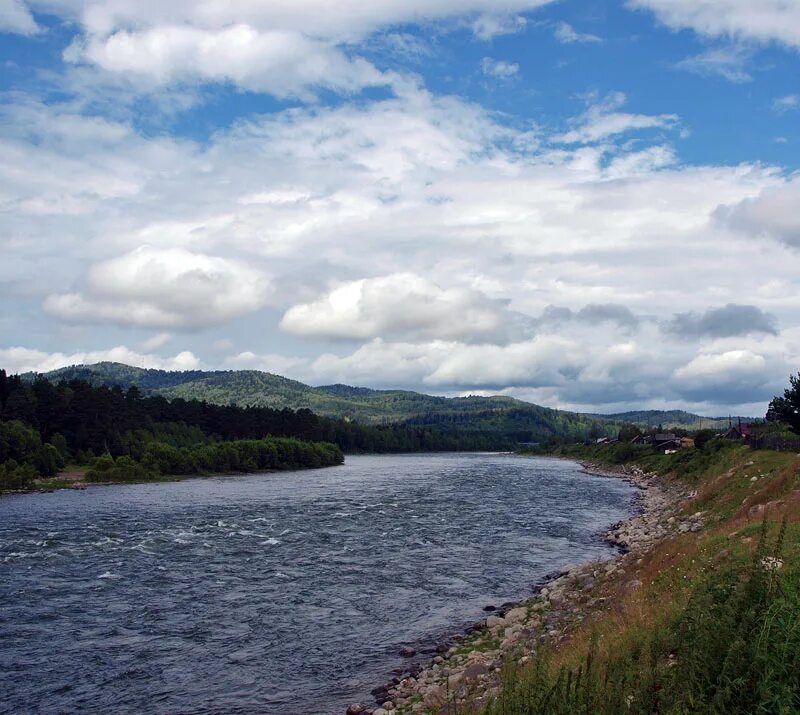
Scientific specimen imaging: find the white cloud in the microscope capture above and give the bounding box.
[471,13,529,39]
[715,181,800,248]
[44,246,272,329]
[553,22,602,44]
[281,273,526,342]
[674,349,765,380]
[0,345,200,374]
[674,46,752,83]
[0,0,38,35]
[554,92,679,144]
[629,0,800,48]
[480,57,520,79]
[299,320,793,412]
[36,0,558,97]
[3,85,799,412]
[222,351,308,376]
[672,349,772,403]
[66,25,392,99]
[773,94,800,114]
[140,332,172,351]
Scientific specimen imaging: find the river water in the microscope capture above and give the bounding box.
[0,453,636,715]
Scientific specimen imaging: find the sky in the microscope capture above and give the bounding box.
[1,0,799,417]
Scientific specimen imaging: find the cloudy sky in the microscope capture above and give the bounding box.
[1,0,799,416]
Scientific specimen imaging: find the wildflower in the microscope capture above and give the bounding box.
[760,556,783,572]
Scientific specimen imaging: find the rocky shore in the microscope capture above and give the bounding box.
[345,461,695,715]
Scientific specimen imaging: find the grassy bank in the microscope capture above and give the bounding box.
[481,444,800,714]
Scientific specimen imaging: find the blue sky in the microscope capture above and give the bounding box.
[1,0,799,416]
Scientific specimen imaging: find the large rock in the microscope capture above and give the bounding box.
[503,607,527,624]
[423,684,447,708]
[346,705,365,715]
[464,662,489,679]
[399,646,416,658]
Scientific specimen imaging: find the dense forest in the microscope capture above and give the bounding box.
[0,369,512,491]
[38,362,612,439]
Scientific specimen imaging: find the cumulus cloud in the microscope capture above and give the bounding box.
[672,349,771,403]
[222,350,308,376]
[66,25,392,99]
[3,81,798,413]
[715,181,800,248]
[629,0,800,48]
[674,46,753,83]
[541,304,641,330]
[666,304,778,339]
[554,92,679,144]
[281,273,528,342]
[480,57,520,79]
[44,246,272,329]
[553,22,602,44]
[0,345,200,374]
[44,0,558,97]
[0,0,38,34]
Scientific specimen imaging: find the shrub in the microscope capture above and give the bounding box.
[0,459,38,490]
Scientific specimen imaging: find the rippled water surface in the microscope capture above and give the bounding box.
[0,453,636,714]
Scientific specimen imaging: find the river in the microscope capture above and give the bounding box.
[0,453,636,714]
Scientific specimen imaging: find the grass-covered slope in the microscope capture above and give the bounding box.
[483,444,800,715]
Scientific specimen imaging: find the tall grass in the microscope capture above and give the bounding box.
[481,517,799,715]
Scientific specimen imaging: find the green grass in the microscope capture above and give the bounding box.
[481,518,800,715]
[470,445,800,715]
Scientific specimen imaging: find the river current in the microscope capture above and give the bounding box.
[0,453,636,714]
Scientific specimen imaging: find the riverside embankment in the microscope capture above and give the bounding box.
[352,443,800,714]
[351,461,688,715]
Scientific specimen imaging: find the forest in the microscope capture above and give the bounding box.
[39,361,611,437]
[0,369,512,490]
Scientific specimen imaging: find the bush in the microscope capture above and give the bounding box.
[0,459,38,490]
[36,443,63,477]
[694,429,718,450]
[85,454,153,482]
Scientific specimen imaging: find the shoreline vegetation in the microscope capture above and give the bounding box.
[0,368,507,495]
[349,443,800,715]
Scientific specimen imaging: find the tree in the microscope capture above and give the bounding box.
[694,429,718,450]
[618,423,642,442]
[0,368,10,411]
[767,373,800,435]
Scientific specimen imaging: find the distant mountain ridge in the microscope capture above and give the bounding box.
[591,410,754,430]
[28,362,755,440]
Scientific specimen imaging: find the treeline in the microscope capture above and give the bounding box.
[1,371,510,454]
[85,437,343,483]
[404,407,609,443]
[0,369,509,490]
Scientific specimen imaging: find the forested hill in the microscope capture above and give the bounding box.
[590,409,755,430]
[40,362,530,420]
[37,362,609,443]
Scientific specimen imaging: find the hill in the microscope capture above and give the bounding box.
[36,363,608,443]
[592,409,754,430]
[33,362,758,442]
